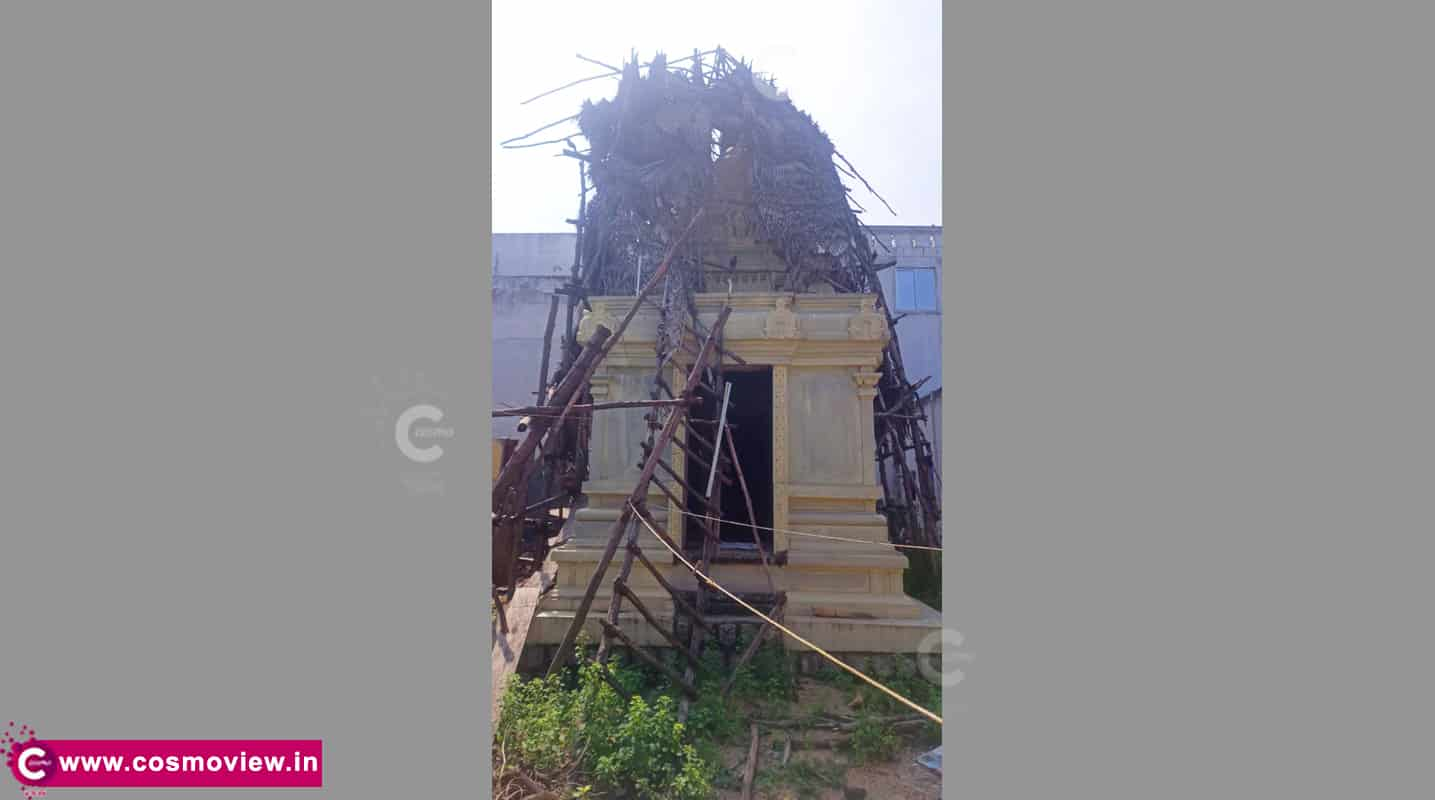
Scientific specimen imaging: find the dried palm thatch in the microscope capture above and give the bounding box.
[568,50,890,297]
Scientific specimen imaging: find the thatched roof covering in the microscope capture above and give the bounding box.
[570,50,890,296]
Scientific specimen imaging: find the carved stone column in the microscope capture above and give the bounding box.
[853,369,882,486]
[772,363,790,553]
[532,291,940,654]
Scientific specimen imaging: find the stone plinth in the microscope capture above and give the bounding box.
[532,292,940,654]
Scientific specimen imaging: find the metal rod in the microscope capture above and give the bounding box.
[705,382,732,497]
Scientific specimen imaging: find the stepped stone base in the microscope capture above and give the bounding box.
[528,552,942,655]
[525,602,942,666]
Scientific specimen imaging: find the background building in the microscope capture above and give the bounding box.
[868,225,943,479]
[491,232,577,438]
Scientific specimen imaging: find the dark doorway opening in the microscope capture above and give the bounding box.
[683,367,774,557]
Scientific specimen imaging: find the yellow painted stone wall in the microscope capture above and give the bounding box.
[535,291,940,652]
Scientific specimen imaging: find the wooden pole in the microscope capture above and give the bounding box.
[493,398,697,418]
[599,620,699,699]
[629,542,713,635]
[681,320,728,722]
[725,424,776,594]
[492,326,610,502]
[613,579,704,672]
[494,210,706,507]
[545,306,732,677]
[740,722,759,800]
[535,294,560,405]
[722,597,787,697]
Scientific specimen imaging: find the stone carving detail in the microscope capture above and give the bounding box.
[771,365,791,538]
[765,295,800,339]
[577,306,616,343]
[773,488,790,541]
[772,365,789,482]
[852,369,882,398]
[588,375,613,400]
[847,297,888,341]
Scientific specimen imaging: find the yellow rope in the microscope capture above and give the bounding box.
[676,507,944,552]
[632,503,943,726]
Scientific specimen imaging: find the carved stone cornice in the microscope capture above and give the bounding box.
[585,292,888,365]
[765,295,800,339]
[847,297,888,342]
[588,375,614,400]
[852,369,882,399]
[576,306,616,344]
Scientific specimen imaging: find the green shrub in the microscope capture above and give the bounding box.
[848,712,901,764]
[497,659,713,800]
[495,673,578,775]
[685,686,742,743]
[591,694,712,800]
[727,638,795,701]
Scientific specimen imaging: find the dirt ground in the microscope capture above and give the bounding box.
[713,678,941,800]
[714,745,941,800]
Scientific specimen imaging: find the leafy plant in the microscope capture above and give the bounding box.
[591,694,712,800]
[497,658,713,800]
[728,638,795,701]
[848,712,901,764]
[685,686,742,742]
[496,673,578,775]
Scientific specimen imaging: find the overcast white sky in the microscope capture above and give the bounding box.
[492,0,941,232]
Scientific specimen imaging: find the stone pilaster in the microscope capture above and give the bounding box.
[853,369,882,486]
[530,292,941,654]
[772,363,790,553]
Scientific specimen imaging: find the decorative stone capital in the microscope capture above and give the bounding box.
[765,295,800,339]
[852,369,882,398]
[847,296,888,342]
[577,307,616,344]
[772,365,789,482]
[588,376,614,400]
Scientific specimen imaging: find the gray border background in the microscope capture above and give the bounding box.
[946,2,1432,797]
[2,3,490,797]
[2,3,1432,799]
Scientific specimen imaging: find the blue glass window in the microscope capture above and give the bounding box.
[895,267,937,311]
